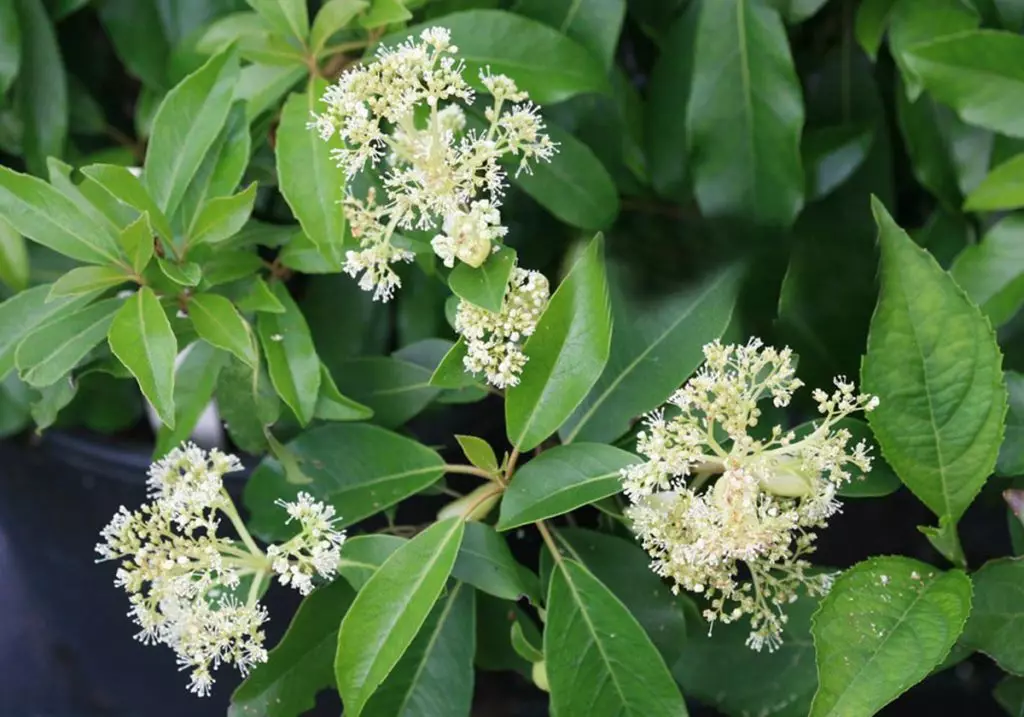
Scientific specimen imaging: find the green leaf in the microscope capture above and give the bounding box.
[810,556,972,717]
[107,287,177,427]
[199,250,265,287]
[960,557,1024,673]
[360,0,411,28]
[675,587,818,717]
[385,10,610,104]
[513,0,625,69]
[455,434,498,473]
[855,0,896,59]
[429,338,475,389]
[245,0,309,43]
[951,215,1024,328]
[511,122,620,231]
[904,30,1024,138]
[187,293,258,368]
[16,298,121,387]
[0,167,121,264]
[0,1,19,95]
[996,676,1024,717]
[497,444,638,530]
[311,0,368,54]
[237,63,306,121]
[546,559,687,716]
[562,263,742,444]
[0,285,96,380]
[452,522,538,603]
[144,47,240,216]
[0,219,28,292]
[550,528,689,665]
[862,198,1007,523]
[506,235,612,451]
[157,257,202,287]
[216,356,279,454]
[80,164,175,242]
[333,357,439,429]
[154,342,226,456]
[362,581,476,717]
[315,363,373,421]
[277,90,346,261]
[448,245,515,313]
[15,0,67,176]
[803,124,875,201]
[335,517,465,717]
[257,282,321,425]
[48,265,130,300]
[339,535,406,590]
[96,0,170,91]
[118,213,155,275]
[30,376,77,431]
[685,0,805,227]
[511,621,543,663]
[888,0,978,101]
[230,579,356,717]
[188,183,256,246]
[999,371,1024,477]
[965,153,1024,211]
[244,423,445,540]
[237,276,286,314]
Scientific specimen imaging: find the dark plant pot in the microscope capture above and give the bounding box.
[0,431,295,717]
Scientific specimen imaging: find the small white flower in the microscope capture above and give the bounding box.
[269,492,347,596]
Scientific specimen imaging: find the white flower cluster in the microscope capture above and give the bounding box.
[96,444,346,696]
[455,267,549,388]
[311,27,556,301]
[623,339,879,651]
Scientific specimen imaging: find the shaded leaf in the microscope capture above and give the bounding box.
[448,245,515,313]
[513,0,625,69]
[154,342,226,456]
[258,282,321,425]
[15,0,67,176]
[16,298,121,387]
[188,292,258,368]
[452,522,539,603]
[960,557,1024,673]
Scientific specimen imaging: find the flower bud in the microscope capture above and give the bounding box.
[759,457,815,498]
[531,660,549,692]
[455,234,491,267]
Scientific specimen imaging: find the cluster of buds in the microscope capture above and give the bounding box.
[311,27,555,302]
[622,340,879,651]
[96,444,345,696]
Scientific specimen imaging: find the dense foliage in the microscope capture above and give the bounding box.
[2,0,1024,715]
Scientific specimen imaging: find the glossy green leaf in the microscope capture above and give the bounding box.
[16,298,120,387]
[258,282,321,425]
[0,167,121,264]
[189,183,257,246]
[386,10,610,104]
[0,219,28,292]
[237,276,286,314]
[960,557,1024,673]
[0,285,95,380]
[0,1,19,95]
[546,559,687,717]
[506,235,611,451]
[497,444,638,530]
[245,0,309,43]
[277,90,346,261]
[107,287,177,427]
[80,164,174,242]
[48,265,130,300]
[117,214,155,275]
[862,199,1006,523]
[448,245,516,313]
[562,263,742,444]
[144,47,240,216]
[216,356,279,454]
[511,621,543,663]
[513,0,625,69]
[188,293,258,368]
[333,357,439,429]
[335,517,465,717]
[452,522,538,603]
[30,376,77,431]
[245,423,444,540]
[362,581,476,717]
[904,30,1024,138]
[339,535,406,590]
[998,371,1024,477]
[315,363,373,421]
[360,0,411,28]
[311,0,368,54]
[550,528,689,665]
[154,342,226,457]
[96,0,170,91]
[429,338,476,390]
[855,0,896,59]
[238,63,306,121]
[810,556,972,717]
[230,579,356,717]
[951,215,1024,328]
[157,257,202,287]
[675,587,818,717]
[455,434,498,473]
[512,123,620,231]
[964,153,1024,211]
[15,0,67,176]
[686,0,804,227]
[888,0,978,101]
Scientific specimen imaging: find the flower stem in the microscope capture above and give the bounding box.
[220,490,264,559]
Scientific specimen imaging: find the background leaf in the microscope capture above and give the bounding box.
[513,0,624,69]
[154,342,226,456]
[16,298,120,387]
[951,214,1024,328]
[452,522,538,603]
[960,557,1024,673]
[810,556,972,717]
[15,0,67,176]
[258,282,321,425]
[0,0,19,95]
[188,292,257,368]
[506,235,611,451]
